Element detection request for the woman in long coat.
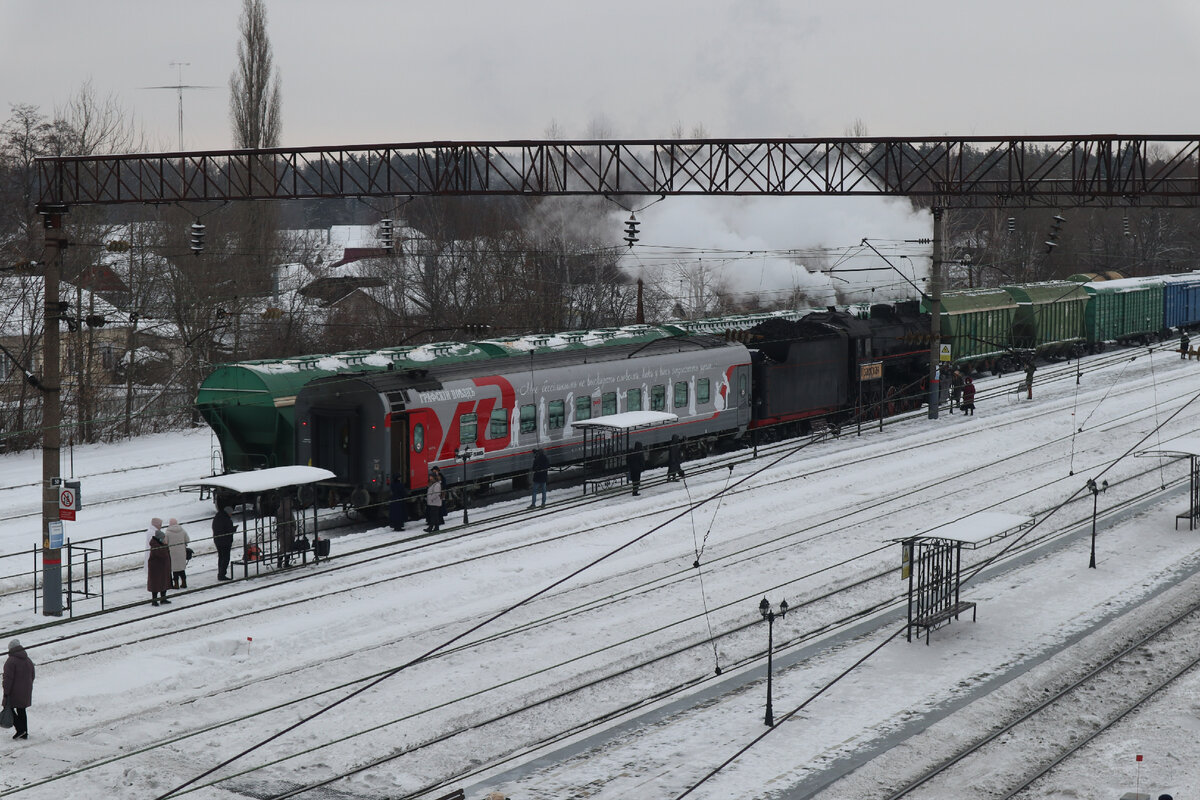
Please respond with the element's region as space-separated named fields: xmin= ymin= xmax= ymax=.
xmin=147 ymin=529 xmax=172 ymax=606
xmin=165 ymin=518 xmax=191 ymax=589
xmin=3 ymin=639 xmax=34 ymax=740
xmin=425 ymin=467 xmax=444 ymax=532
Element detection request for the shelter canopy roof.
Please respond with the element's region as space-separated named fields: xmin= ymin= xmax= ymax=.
xmin=899 ymin=511 xmax=1032 ymax=547
xmin=179 ymin=466 xmax=336 ymax=494
xmin=573 ymin=411 xmax=678 ymax=431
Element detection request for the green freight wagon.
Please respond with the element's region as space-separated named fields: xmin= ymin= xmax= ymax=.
xmin=1000 ymin=281 xmax=1088 ymax=358
xmin=1074 ymin=276 xmax=1165 ymax=349
xmin=922 ymin=289 xmax=1018 ymax=370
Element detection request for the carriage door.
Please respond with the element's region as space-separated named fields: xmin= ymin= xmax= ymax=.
xmin=734 ymin=365 xmax=751 ymax=426
xmin=389 ymin=412 xmax=409 ymax=487
xmin=312 ymin=410 xmax=359 ymax=484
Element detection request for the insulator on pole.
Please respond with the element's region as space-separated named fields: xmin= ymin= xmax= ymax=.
xmin=189 ymin=221 xmax=206 ymax=255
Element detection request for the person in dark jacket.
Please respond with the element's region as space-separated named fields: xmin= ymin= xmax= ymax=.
xmin=3 ymin=639 xmax=34 ymax=740
xmin=961 ymin=377 xmax=976 ymax=416
xmin=1182 ymin=332 xmax=1191 ymax=359
xmin=627 ymin=442 xmax=645 ymax=496
xmin=528 ymin=449 xmax=549 ymax=508
xmin=275 ymin=495 xmax=297 ymax=568
xmin=212 ymin=506 xmax=236 ymax=581
xmin=147 ymin=528 xmax=172 ymax=606
xmin=666 ymin=435 xmax=685 ymax=482
xmin=950 ymin=370 xmax=964 ymax=410
xmin=425 ymin=467 xmax=444 ymax=532
xmin=389 ymin=475 xmax=409 ymax=531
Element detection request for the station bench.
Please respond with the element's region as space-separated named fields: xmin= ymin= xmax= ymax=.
xmin=582 ymin=473 xmax=628 ymax=495
xmin=912 ymin=601 xmax=977 ymax=645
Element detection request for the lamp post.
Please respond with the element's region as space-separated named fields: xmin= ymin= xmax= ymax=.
xmin=757 ymin=596 xmax=788 ymax=727
xmin=1087 ymin=478 xmax=1108 ymax=568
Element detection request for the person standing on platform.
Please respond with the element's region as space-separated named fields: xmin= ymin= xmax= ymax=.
xmin=3 ymin=639 xmax=34 ymax=741
xmin=1182 ymin=331 xmax=1191 ymax=359
xmin=212 ymin=506 xmax=236 ymax=581
xmin=275 ymin=495 xmax=296 ymax=568
xmin=529 ymin=449 xmax=549 ymax=509
xmin=666 ymin=435 xmax=685 ymax=482
xmin=147 ymin=527 xmax=172 ymax=606
xmin=425 ymin=467 xmax=444 ymax=532
xmin=165 ymin=518 xmax=191 ymax=589
xmin=389 ymin=475 xmax=409 ymax=531
xmin=950 ymin=369 xmax=964 ymax=410
xmin=627 ymin=442 xmax=645 ymax=496
xmin=961 ymin=377 xmax=976 ymax=416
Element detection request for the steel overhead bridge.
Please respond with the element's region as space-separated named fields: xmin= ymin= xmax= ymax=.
xmin=35 ymin=135 xmax=1200 ymax=209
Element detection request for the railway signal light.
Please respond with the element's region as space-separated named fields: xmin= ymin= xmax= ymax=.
xmin=379 ymin=218 xmax=394 ymax=253
xmin=623 ymin=213 xmax=639 ymax=247
xmin=189 ymin=221 xmax=206 ymax=255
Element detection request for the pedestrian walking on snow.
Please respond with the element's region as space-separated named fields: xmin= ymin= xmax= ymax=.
xmin=212 ymin=506 xmax=236 ymax=581
xmin=3 ymin=639 xmax=34 ymax=740
xmin=950 ymin=370 xmax=964 ymax=410
xmin=529 ymin=449 xmax=549 ymax=508
xmin=1182 ymin=332 xmax=1191 ymax=359
xmin=165 ymin=518 xmax=191 ymax=589
xmin=961 ymin=377 xmax=976 ymax=416
xmin=147 ymin=527 xmax=172 ymax=606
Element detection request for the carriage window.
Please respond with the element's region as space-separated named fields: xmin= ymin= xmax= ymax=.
xmin=413 ymin=423 xmax=424 ymax=452
xmin=601 ymin=391 xmax=617 ymax=416
xmin=520 ymin=404 xmax=537 ymax=433
xmin=626 ymin=388 xmax=642 ymax=412
xmin=459 ymin=412 xmax=478 ymax=445
xmin=575 ymin=396 xmax=592 ymax=420
xmin=651 ymin=385 xmax=666 ymax=411
xmin=549 ymin=399 xmax=565 ymax=429
xmin=674 ymin=381 xmax=689 ymax=409
xmin=697 ymin=378 xmax=710 ymax=404
xmin=489 ymin=408 xmax=508 ymax=438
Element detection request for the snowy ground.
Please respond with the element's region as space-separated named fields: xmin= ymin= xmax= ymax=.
xmin=1 ymin=347 xmax=1199 ymax=799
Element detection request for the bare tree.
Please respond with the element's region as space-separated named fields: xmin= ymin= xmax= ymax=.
xmin=228 ymin=0 xmax=283 ymax=297
xmin=229 ymin=0 xmax=281 ymax=150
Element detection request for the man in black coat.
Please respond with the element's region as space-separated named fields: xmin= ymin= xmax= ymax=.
xmin=212 ymin=506 xmax=236 ymax=581
xmin=666 ymin=435 xmax=685 ymax=482
xmin=529 ymin=449 xmax=550 ymax=508
xmin=627 ymin=442 xmax=645 ymax=496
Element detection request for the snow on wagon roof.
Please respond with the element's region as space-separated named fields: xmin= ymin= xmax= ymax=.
xmin=179 ymin=466 xmax=337 ymax=494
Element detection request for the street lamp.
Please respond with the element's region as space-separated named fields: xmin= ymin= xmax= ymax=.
xmin=1087 ymin=478 xmax=1108 ymax=568
xmin=457 ymin=445 xmax=483 ymax=526
xmin=757 ymin=596 xmax=788 ymax=727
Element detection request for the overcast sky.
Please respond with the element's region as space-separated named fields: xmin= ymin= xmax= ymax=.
xmin=5 ymin=0 xmax=1199 ymax=304
xmin=5 ymin=0 xmax=1200 ymax=151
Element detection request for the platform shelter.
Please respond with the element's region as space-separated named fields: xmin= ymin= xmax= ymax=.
xmin=575 ymin=411 xmax=677 ymax=468
xmin=179 ymin=466 xmax=336 ymax=578
xmin=1136 ymin=437 xmax=1200 ymax=530
xmin=898 ymin=511 xmax=1031 ymax=644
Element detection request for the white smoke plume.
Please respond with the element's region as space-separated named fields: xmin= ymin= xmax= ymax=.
xmin=615 ymin=195 xmax=932 ymax=308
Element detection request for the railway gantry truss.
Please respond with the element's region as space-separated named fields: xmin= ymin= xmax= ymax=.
xmin=35 ymin=135 xmax=1200 ymax=209
xmin=26 ymin=135 xmax=1200 ymax=617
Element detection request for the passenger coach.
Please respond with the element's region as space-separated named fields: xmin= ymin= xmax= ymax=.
xmin=294 ymin=332 xmax=751 ymax=510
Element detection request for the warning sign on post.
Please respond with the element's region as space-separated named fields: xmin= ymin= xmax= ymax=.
xmin=58 ymin=487 xmax=77 ymax=521
xmin=939 ymin=344 xmax=952 ymax=362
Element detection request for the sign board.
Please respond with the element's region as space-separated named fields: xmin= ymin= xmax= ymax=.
xmin=51 ymin=477 xmax=62 ymax=487
xmin=58 ymin=486 xmax=77 ymax=521
xmin=859 ymin=361 xmax=883 ymax=381
xmin=939 ymin=344 xmax=952 ymax=362
xmin=47 ymin=520 xmax=64 ymax=549
xmin=457 ymin=446 xmax=486 ymax=459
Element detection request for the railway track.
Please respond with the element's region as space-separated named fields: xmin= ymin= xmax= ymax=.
xmin=881 ymin=589 xmax=1200 ymax=800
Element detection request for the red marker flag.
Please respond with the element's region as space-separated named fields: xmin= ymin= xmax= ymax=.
xmin=1136 ymin=754 xmax=1143 ymax=761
